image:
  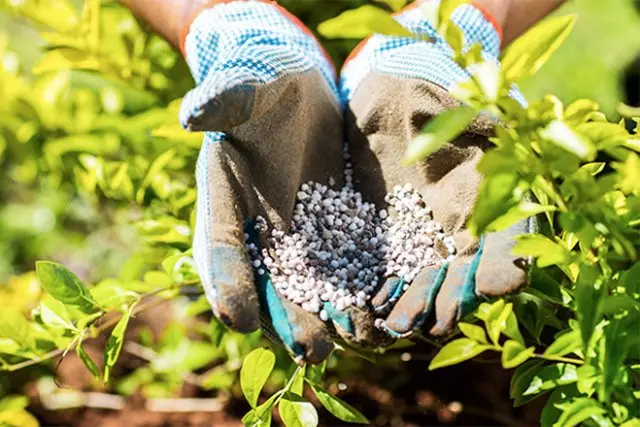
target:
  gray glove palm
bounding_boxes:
[184,0,379,363]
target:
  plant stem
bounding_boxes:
[3,279,200,372]
[532,353,584,365]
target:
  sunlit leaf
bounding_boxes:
[318,5,413,39]
[512,234,572,268]
[523,363,578,397]
[539,120,596,160]
[502,15,576,81]
[429,338,491,370]
[77,342,100,381]
[104,305,134,382]
[458,322,488,344]
[402,106,477,165]
[310,384,369,424]
[486,201,556,233]
[554,398,605,427]
[543,329,582,358]
[278,393,318,427]
[36,261,99,315]
[0,310,31,348]
[241,348,276,408]
[501,340,535,369]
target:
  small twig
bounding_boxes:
[533,353,584,365]
[123,341,202,387]
[146,397,226,412]
[411,334,443,348]
[3,280,199,372]
[40,390,126,411]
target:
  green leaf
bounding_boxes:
[104,306,134,382]
[503,311,525,346]
[210,317,227,348]
[306,361,326,385]
[523,363,578,397]
[501,340,535,369]
[290,365,306,396]
[512,234,571,268]
[482,300,512,345]
[553,398,605,427]
[243,392,281,427]
[543,329,582,357]
[486,202,557,233]
[0,395,28,411]
[90,279,138,310]
[310,384,369,424]
[471,61,502,102]
[458,322,488,344]
[539,120,596,160]
[317,5,413,39]
[575,265,604,351]
[39,299,76,331]
[600,319,631,403]
[33,48,100,74]
[564,99,600,125]
[444,18,465,54]
[0,310,31,347]
[429,338,491,370]
[77,343,100,381]
[510,360,544,405]
[437,0,470,34]
[469,173,522,236]
[402,106,477,165]
[541,386,580,427]
[241,348,276,408]
[278,393,318,427]
[36,261,99,315]
[501,14,576,81]
[140,149,177,191]
[373,0,408,12]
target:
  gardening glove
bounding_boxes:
[342,0,535,339]
[182,0,378,363]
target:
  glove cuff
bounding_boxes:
[180,0,335,83]
[470,1,504,44]
[340,0,504,103]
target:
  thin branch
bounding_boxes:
[146,397,226,412]
[3,280,200,372]
[123,341,202,387]
[40,391,126,411]
[533,353,584,365]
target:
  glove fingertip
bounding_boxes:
[180,81,255,131]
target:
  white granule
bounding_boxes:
[245,146,456,316]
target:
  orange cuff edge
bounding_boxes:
[470,1,504,44]
[342,0,504,71]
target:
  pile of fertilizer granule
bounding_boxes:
[246,148,456,321]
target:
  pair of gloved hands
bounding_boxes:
[182,0,533,363]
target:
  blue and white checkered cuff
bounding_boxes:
[182,0,338,94]
[340,1,506,102]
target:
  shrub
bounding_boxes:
[0,0,638,426]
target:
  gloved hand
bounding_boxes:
[341,1,535,338]
[182,0,379,363]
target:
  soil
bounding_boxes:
[21,302,545,427]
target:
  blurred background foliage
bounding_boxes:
[2,0,640,285]
[0,0,639,425]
